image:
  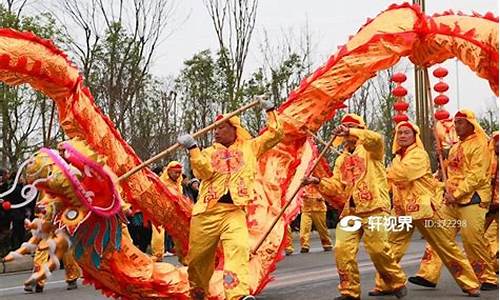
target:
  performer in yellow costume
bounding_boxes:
[24,199,81,293]
[177,99,283,300]
[370,121,480,297]
[303,114,407,300]
[484,132,499,272]
[299,184,333,253]
[409,109,498,291]
[151,161,184,262]
[160,161,184,194]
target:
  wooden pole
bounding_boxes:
[251,133,337,254]
[304,128,343,156]
[413,0,435,169]
[118,98,263,182]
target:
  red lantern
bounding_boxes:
[390,73,410,123]
[434,109,450,121]
[391,72,407,83]
[2,201,11,211]
[392,86,408,97]
[393,101,409,111]
[393,113,409,123]
[433,82,449,93]
[433,67,448,78]
[434,94,450,106]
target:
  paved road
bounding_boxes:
[1,231,498,299]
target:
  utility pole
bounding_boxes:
[413,0,435,168]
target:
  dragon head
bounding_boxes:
[25,139,125,248]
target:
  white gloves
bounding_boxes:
[177,134,197,149]
[260,99,275,111]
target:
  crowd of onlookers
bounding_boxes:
[0,168,34,258]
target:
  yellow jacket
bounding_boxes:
[387,144,436,220]
[318,128,390,215]
[490,154,498,210]
[162,177,183,195]
[190,111,283,215]
[301,185,327,213]
[447,133,492,206]
[159,161,184,196]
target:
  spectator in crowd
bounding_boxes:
[0,168,28,250]
[0,196,11,257]
[183,177,200,203]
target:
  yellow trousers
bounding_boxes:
[416,204,498,285]
[32,247,81,286]
[33,247,49,287]
[485,212,499,271]
[62,249,81,282]
[151,226,165,262]
[374,218,479,292]
[335,212,406,298]
[416,244,442,284]
[188,203,250,300]
[299,211,332,250]
[285,225,294,253]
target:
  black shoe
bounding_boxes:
[67,279,78,290]
[368,289,392,296]
[323,246,333,252]
[24,283,34,293]
[408,276,436,288]
[393,286,408,298]
[462,288,481,297]
[480,282,498,290]
[240,296,256,300]
[333,295,360,300]
[300,248,309,253]
[35,284,44,293]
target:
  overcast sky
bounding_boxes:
[151,0,498,116]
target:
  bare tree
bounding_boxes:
[175,49,221,148]
[57,0,173,139]
[238,25,315,134]
[259,26,315,103]
[204,0,258,110]
[346,82,371,123]
[478,96,499,135]
[126,77,180,162]
[0,1,66,167]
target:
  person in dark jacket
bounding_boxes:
[0,168,28,250]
